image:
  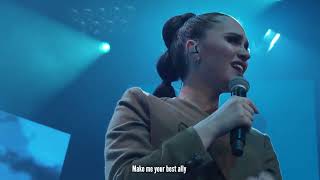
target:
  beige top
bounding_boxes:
[105,87,282,180]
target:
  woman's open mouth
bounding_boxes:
[231,61,246,74]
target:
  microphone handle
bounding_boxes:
[230,87,247,157]
[231,127,247,156]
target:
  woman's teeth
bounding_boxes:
[232,64,244,73]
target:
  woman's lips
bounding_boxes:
[232,64,243,73]
[231,61,247,74]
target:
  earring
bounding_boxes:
[192,45,199,53]
[195,45,199,53]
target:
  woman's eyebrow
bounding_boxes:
[224,32,249,48]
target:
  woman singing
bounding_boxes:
[105,12,282,180]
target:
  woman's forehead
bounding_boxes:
[207,15,246,36]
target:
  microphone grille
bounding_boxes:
[228,76,250,92]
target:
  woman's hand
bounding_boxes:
[246,171,275,180]
[194,96,259,149]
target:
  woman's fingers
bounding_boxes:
[242,97,259,114]
[242,103,255,116]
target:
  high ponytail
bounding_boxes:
[153,13,196,98]
[153,51,178,98]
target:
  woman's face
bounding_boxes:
[195,15,250,93]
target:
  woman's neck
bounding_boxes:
[178,83,220,114]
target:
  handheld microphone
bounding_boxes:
[228,76,250,157]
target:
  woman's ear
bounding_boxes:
[186,39,201,65]
[186,39,199,54]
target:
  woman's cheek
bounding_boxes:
[222,43,237,59]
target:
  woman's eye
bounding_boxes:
[226,36,241,45]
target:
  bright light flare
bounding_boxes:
[263,29,281,52]
[100,42,110,53]
[268,33,280,52]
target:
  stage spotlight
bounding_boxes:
[263,29,280,52]
[100,42,111,53]
[0,2,104,113]
[268,33,280,52]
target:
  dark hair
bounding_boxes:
[153,12,229,98]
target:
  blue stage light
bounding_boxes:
[268,33,280,52]
[100,42,111,53]
[263,29,280,52]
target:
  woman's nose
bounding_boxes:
[237,47,250,61]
